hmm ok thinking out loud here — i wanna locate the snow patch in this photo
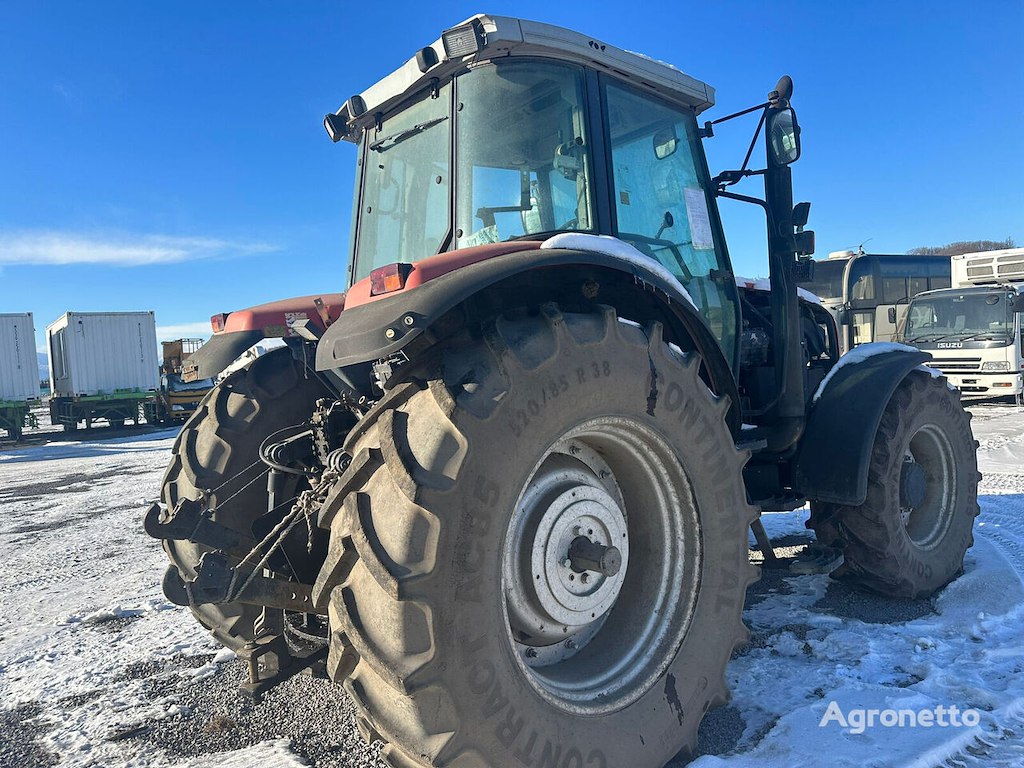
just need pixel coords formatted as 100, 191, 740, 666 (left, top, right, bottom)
541, 233, 697, 310
735, 274, 823, 305
171, 739, 309, 767
812, 342, 921, 402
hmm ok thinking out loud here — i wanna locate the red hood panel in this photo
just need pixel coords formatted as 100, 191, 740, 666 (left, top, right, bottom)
220, 293, 346, 336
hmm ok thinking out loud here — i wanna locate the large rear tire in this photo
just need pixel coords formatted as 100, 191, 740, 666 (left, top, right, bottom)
314, 306, 757, 768
160, 347, 329, 649
809, 371, 979, 598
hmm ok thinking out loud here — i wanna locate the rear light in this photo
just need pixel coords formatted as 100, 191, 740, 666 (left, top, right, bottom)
370, 263, 413, 296
211, 313, 229, 332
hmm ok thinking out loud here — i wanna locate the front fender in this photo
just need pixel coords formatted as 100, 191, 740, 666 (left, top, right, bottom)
794, 344, 931, 506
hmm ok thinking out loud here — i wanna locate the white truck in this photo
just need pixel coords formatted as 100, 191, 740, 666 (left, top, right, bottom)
898, 248, 1024, 401
47, 311, 160, 430
0, 312, 40, 439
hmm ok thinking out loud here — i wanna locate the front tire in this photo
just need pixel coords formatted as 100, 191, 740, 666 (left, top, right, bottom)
809, 371, 979, 597
315, 307, 757, 768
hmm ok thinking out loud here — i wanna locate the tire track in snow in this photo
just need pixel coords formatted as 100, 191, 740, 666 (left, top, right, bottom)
975, 492, 1024, 585
938, 702, 1024, 768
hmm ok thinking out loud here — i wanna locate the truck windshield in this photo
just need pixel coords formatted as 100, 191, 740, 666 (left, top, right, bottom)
455, 60, 593, 247
352, 82, 452, 282
904, 292, 1014, 342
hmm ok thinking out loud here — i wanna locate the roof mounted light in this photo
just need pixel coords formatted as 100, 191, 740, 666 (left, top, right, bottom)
442, 21, 484, 59
323, 112, 348, 143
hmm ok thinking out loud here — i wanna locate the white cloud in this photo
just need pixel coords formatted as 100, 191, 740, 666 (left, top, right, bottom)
156, 322, 213, 342
0, 231, 278, 267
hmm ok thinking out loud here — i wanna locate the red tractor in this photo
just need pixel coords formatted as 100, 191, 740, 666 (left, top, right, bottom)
147, 15, 979, 767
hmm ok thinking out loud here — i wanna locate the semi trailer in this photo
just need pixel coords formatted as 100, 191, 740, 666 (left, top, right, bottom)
0, 312, 40, 439
47, 311, 159, 431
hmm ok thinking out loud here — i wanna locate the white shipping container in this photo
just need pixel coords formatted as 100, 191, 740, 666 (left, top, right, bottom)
47, 312, 160, 397
0, 313, 39, 402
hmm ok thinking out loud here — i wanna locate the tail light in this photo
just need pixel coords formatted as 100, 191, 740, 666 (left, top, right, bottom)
211, 313, 229, 332
370, 263, 413, 296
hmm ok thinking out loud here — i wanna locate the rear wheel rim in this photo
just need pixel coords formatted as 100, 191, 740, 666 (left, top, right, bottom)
502, 416, 700, 714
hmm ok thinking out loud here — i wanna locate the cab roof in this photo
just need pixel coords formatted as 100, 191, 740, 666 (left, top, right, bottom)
327, 14, 716, 142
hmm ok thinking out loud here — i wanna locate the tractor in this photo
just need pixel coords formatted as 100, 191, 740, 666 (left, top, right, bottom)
145, 14, 979, 767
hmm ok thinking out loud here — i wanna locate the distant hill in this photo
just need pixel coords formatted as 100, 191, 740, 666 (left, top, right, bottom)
37, 352, 48, 382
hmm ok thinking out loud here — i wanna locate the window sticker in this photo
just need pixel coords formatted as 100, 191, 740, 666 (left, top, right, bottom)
684, 187, 713, 249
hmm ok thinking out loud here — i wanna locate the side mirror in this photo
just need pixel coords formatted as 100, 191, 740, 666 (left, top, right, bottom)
888, 307, 898, 325
767, 107, 801, 165
837, 309, 850, 326
1012, 294, 1024, 313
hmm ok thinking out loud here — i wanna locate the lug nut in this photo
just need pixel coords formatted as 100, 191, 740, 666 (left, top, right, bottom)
402, 315, 415, 327
384, 328, 397, 340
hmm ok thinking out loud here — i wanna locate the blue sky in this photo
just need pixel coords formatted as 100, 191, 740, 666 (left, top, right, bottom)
2, 1, 1021, 353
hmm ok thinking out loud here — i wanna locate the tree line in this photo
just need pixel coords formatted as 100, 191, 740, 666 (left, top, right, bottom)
908, 238, 1016, 256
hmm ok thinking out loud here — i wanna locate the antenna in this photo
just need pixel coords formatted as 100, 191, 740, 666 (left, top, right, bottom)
856, 238, 873, 256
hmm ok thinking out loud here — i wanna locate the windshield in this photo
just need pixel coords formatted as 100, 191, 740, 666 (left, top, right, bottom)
798, 259, 847, 300
904, 292, 1014, 342
456, 60, 593, 247
352, 83, 452, 282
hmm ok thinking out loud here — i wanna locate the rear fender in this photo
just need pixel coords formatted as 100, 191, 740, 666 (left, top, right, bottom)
184, 294, 345, 380
315, 247, 740, 431
794, 345, 931, 506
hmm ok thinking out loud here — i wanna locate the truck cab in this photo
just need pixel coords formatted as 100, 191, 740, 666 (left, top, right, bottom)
899, 248, 1024, 400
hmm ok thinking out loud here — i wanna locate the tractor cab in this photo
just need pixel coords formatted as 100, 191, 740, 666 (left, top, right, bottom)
328, 14, 743, 367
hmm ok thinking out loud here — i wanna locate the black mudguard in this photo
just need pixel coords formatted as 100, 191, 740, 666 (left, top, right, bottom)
182, 331, 264, 381
794, 345, 931, 506
314, 247, 740, 430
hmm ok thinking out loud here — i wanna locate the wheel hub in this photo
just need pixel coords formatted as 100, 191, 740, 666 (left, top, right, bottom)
900, 457, 927, 512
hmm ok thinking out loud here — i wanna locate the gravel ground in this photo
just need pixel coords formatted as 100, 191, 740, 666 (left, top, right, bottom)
111, 545, 936, 768
130, 658, 378, 768
0, 704, 60, 768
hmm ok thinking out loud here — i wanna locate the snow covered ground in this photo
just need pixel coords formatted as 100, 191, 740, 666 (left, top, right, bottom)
0, 403, 1021, 767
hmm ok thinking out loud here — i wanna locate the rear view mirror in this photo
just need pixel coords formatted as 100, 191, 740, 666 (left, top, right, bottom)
767, 107, 800, 165
653, 127, 678, 160
888, 307, 898, 325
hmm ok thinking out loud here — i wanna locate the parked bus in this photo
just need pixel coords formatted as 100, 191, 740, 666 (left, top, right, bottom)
898, 248, 1024, 401
797, 250, 951, 354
